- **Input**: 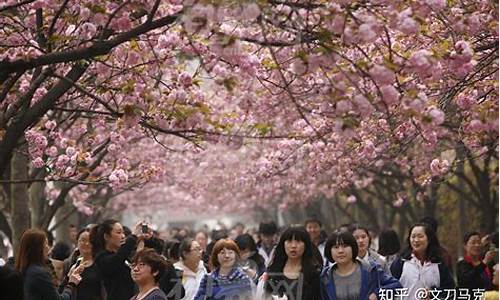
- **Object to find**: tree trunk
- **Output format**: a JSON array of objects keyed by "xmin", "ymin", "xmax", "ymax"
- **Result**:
[
  {"xmin": 11, "ymin": 143, "xmax": 31, "ymax": 255},
  {"xmin": 456, "ymin": 147, "xmax": 467, "ymax": 259},
  {"xmin": 29, "ymin": 169, "xmax": 46, "ymax": 228}
]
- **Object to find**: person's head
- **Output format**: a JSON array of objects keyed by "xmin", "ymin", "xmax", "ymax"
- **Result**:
[
  {"xmin": 277, "ymin": 226, "xmax": 316, "ymax": 262},
  {"xmin": 90, "ymin": 219, "xmax": 124, "ymax": 255},
  {"xmin": 235, "ymin": 233, "xmax": 258, "ymax": 260},
  {"xmin": 259, "ymin": 221, "xmax": 278, "ymax": 248},
  {"xmin": 305, "ymin": 219, "xmax": 322, "ymax": 243},
  {"xmin": 324, "ymin": 231, "xmax": 359, "ymax": 265},
  {"xmin": 404, "ymin": 223, "xmax": 442, "ymax": 262},
  {"xmin": 76, "ymin": 228, "xmax": 92, "ymax": 258},
  {"xmin": 210, "ymin": 238, "xmax": 240, "ymax": 270},
  {"xmin": 463, "ymin": 231, "xmax": 482, "ymax": 258},
  {"xmin": 15, "ymin": 229, "xmax": 49, "ymax": 274},
  {"xmin": 267, "ymin": 226, "xmax": 320, "ymax": 283},
  {"xmin": 178, "ymin": 228, "xmax": 188, "ymax": 239},
  {"xmin": 234, "ymin": 223, "xmax": 245, "ymax": 235},
  {"xmin": 339, "ymin": 223, "xmax": 352, "ymax": 232},
  {"xmin": 378, "ymin": 229, "xmax": 401, "ymax": 256},
  {"xmin": 350, "ymin": 225, "xmax": 371, "ymax": 257},
  {"xmin": 68, "ymin": 224, "xmax": 78, "ymax": 244},
  {"xmin": 164, "ymin": 240, "xmax": 181, "ymax": 262},
  {"xmin": 50, "ymin": 242, "xmax": 71, "ymax": 261},
  {"xmin": 144, "ymin": 237, "xmax": 165, "ymax": 255},
  {"xmin": 179, "ymin": 238, "xmax": 202, "ymax": 265},
  {"xmin": 131, "ymin": 248, "xmax": 167, "ymax": 286},
  {"xmin": 195, "ymin": 231, "xmax": 208, "ymax": 250},
  {"xmin": 419, "ymin": 216, "xmax": 438, "ymax": 233}
]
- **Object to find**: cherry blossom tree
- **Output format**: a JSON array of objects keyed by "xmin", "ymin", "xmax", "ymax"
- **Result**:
[{"xmin": 0, "ymin": 0, "xmax": 497, "ymax": 249}]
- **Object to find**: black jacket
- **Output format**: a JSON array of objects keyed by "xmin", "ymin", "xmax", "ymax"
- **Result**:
[
  {"xmin": 159, "ymin": 264, "xmax": 185, "ymax": 300},
  {"xmin": 23, "ymin": 264, "xmax": 74, "ymax": 300},
  {"xmin": 95, "ymin": 235, "xmax": 137, "ymax": 300},
  {"xmin": 456, "ymin": 258, "xmax": 493, "ymax": 291}
]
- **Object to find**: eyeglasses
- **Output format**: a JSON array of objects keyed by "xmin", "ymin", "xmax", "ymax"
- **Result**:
[{"xmin": 131, "ymin": 262, "xmax": 148, "ymax": 269}]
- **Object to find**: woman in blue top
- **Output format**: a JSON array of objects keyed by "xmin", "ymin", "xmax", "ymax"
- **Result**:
[
  {"xmin": 320, "ymin": 231, "xmax": 401, "ymax": 300},
  {"xmin": 194, "ymin": 239, "xmax": 253, "ymax": 300}
]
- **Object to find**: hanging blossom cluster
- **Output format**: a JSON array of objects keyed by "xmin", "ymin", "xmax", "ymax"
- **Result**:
[{"xmin": 0, "ymin": 0, "xmax": 497, "ymax": 215}]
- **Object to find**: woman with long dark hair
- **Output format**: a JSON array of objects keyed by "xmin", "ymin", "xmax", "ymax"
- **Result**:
[
  {"xmin": 260, "ymin": 226, "xmax": 321, "ymax": 300},
  {"xmin": 15, "ymin": 228, "xmax": 81, "ymax": 300},
  {"xmin": 90, "ymin": 219, "xmax": 149, "ymax": 300},
  {"xmin": 391, "ymin": 223, "xmax": 455, "ymax": 300}
]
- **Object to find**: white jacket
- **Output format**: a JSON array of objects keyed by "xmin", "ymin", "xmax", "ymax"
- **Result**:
[{"xmin": 174, "ymin": 261, "xmax": 207, "ymax": 300}]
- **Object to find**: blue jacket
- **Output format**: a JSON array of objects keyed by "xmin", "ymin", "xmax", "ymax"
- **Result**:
[
  {"xmin": 320, "ymin": 259, "xmax": 402, "ymax": 300},
  {"xmin": 193, "ymin": 267, "xmax": 253, "ymax": 300}
]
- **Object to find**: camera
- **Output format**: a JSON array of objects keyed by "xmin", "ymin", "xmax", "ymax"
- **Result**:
[{"xmin": 141, "ymin": 223, "xmax": 148, "ymax": 234}]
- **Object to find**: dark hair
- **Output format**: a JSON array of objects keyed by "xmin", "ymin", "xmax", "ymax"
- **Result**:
[
  {"xmin": 123, "ymin": 226, "xmax": 132, "ymax": 237},
  {"xmin": 211, "ymin": 229, "xmax": 228, "ymax": 241},
  {"xmin": 15, "ymin": 229, "xmax": 47, "ymax": 274},
  {"xmin": 164, "ymin": 240, "xmax": 181, "ymax": 261},
  {"xmin": 258, "ymin": 221, "xmax": 278, "ymax": 236},
  {"xmin": 235, "ymin": 234, "xmax": 257, "ymax": 252},
  {"xmin": 178, "ymin": 238, "xmax": 195, "ymax": 260},
  {"xmin": 210, "ymin": 239, "xmax": 240, "ymax": 269},
  {"xmin": 304, "ymin": 218, "xmax": 322, "ymax": 228},
  {"xmin": 378, "ymin": 229, "xmax": 401, "ymax": 256},
  {"xmin": 45, "ymin": 230, "xmax": 54, "ymax": 247},
  {"xmin": 339, "ymin": 223, "xmax": 353, "ymax": 232},
  {"xmin": 324, "ymin": 231, "xmax": 359, "ymax": 263},
  {"xmin": 144, "ymin": 237, "xmax": 165, "ymax": 255},
  {"xmin": 401, "ymin": 223, "xmax": 442, "ymax": 263},
  {"xmin": 132, "ymin": 248, "xmax": 167, "ymax": 282},
  {"xmin": 349, "ymin": 224, "xmax": 372, "ymax": 248},
  {"xmin": 419, "ymin": 216, "xmax": 438, "ymax": 233},
  {"xmin": 77, "ymin": 227, "xmax": 91, "ymax": 241},
  {"xmin": 266, "ymin": 226, "xmax": 320, "ymax": 293},
  {"xmin": 0, "ymin": 265, "xmax": 24, "ymax": 300},
  {"xmin": 89, "ymin": 219, "xmax": 119, "ymax": 257},
  {"xmin": 489, "ymin": 232, "xmax": 499, "ymax": 248},
  {"xmin": 235, "ymin": 234, "xmax": 265, "ymax": 269},
  {"xmin": 463, "ymin": 231, "xmax": 481, "ymax": 245},
  {"xmin": 50, "ymin": 242, "xmax": 71, "ymax": 261}
]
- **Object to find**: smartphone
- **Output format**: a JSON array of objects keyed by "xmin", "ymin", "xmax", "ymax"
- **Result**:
[
  {"xmin": 75, "ymin": 257, "xmax": 83, "ymax": 267},
  {"xmin": 141, "ymin": 223, "xmax": 148, "ymax": 234}
]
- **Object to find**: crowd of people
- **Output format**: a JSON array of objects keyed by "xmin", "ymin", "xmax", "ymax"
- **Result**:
[{"xmin": 0, "ymin": 216, "xmax": 498, "ymax": 300}]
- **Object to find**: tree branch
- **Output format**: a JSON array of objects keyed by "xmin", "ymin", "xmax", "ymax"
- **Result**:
[{"xmin": 0, "ymin": 13, "xmax": 181, "ymax": 77}]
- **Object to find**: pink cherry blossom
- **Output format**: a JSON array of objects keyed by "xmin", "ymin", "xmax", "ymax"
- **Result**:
[
  {"xmin": 346, "ymin": 195, "xmax": 357, "ymax": 204},
  {"xmin": 428, "ymin": 107, "xmax": 445, "ymax": 125},
  {"xmin": 32, "ymin": 157, "xmax": 45, "ymax": 169},
  {"xmin": 370, "ymin": 65, "xmax": 395, "ymax": 85},
  {"xmin": 380, "ymin": 85, "xmax": 400, "ymax": 105}
]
